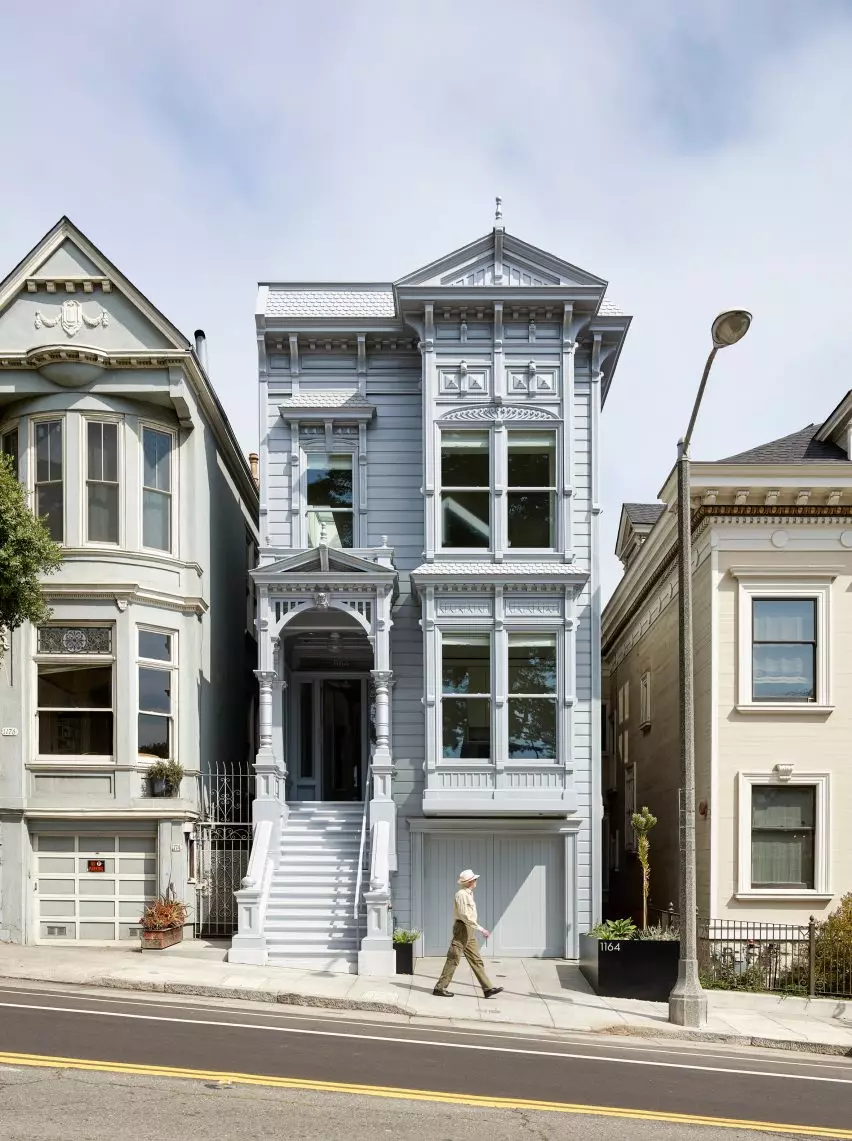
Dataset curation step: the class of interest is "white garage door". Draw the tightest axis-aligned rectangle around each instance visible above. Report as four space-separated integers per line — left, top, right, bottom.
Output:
423 834 565 957
34 832 158 942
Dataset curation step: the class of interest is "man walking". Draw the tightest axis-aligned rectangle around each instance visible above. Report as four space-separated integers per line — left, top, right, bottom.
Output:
433 869 503 999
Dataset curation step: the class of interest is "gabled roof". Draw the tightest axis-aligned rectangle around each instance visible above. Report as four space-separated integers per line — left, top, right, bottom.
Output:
253 545 397 582
716 425 848 465
623 503 665 526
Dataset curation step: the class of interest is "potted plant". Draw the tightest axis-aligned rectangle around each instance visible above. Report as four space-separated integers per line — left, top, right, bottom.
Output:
580 918 680 1001
147 759 184 798
393 928 420 975
140 887 188 950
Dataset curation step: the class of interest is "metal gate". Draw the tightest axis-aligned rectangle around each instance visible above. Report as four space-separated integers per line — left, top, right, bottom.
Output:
195 763 254 937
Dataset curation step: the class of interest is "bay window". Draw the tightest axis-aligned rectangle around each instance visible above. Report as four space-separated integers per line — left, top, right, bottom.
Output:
507 634 557 759
142 427 172 551
35 419 64 542
138 629 174 760
441 636 491 758
440 427 558 550
86 421 119 543
440 431 490 548
306 453 353 548
2 426 18 478
36 625 114 758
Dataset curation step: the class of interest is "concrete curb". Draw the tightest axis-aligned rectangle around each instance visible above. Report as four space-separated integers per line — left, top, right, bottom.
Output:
2 972 850 1055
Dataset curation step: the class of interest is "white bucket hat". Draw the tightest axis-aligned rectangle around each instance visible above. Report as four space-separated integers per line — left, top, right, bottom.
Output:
458 868 480 885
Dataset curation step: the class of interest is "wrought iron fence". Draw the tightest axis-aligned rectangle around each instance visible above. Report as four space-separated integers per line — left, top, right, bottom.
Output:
194 763 254 938
647 906 852 998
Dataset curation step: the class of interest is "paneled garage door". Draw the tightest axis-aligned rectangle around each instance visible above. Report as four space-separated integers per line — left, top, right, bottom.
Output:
34 832 157 942
422 834 565 957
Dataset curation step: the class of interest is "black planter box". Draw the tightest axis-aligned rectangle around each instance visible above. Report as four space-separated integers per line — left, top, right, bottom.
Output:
394 943 414 975
579 933 680 1002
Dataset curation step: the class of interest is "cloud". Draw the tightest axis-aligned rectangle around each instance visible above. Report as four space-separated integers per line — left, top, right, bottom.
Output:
1 0 850 597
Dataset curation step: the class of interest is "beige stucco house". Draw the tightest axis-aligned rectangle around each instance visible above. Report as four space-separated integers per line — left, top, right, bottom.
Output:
602 406 852 927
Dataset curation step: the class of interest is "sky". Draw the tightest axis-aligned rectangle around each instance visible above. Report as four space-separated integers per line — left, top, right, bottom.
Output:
2 0 851 599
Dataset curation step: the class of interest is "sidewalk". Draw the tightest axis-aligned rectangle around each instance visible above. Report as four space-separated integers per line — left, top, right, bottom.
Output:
0 940 850 1056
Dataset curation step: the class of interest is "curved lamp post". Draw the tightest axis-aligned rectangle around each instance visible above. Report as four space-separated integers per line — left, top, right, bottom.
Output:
669 310 752 1028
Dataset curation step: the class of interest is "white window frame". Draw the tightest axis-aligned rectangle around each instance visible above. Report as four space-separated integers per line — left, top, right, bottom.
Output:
300 438 360 548
140 422 176 555
31 415 65 545
731 569 835 713
639 670 651 730
34 624 116 764
736 771 831 901
439 630 493 762
136 626 177 764
84 416 122 547
436 425 561 555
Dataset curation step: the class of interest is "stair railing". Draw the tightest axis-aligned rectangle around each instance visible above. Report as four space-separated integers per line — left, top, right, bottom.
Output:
354 761 372 924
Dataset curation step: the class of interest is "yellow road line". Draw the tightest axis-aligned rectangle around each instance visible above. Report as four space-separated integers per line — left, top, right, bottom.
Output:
0 1050 849 1138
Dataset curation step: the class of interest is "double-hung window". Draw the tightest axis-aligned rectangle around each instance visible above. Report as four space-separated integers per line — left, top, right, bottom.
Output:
752 599 816 702
138 630 174 760
86 421 119 543
34 420 64 542
36 625 114 758
440 428 557 550
306 454 353 548
507 431 556 548
507 634 557 759
441 636 491 759
142 427 172 552
751 785 815 890
440 431 491 548
1 426 19 478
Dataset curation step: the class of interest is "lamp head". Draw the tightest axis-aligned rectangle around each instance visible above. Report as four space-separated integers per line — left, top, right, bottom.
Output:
711 310 752 348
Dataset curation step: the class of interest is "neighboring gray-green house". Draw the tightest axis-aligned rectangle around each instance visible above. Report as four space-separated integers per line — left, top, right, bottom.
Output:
0 218 258 945
230 212 631 973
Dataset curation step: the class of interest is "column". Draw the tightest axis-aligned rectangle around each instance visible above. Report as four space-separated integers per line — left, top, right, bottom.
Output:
253 669 288 841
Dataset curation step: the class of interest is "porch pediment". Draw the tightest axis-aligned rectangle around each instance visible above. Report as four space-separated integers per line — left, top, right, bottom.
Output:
254 545 397 587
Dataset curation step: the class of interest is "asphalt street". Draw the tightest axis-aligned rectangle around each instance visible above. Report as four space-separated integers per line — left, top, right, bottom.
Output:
0 981 850 1138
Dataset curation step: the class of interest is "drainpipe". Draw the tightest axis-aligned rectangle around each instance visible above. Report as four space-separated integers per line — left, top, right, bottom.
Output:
194 329 209 374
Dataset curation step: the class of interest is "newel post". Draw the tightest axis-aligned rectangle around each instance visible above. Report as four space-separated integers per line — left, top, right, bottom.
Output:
253 668 288 852
370 668 396 872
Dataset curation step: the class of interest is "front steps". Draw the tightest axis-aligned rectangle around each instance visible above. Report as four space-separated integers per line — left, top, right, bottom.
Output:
265 802 367 973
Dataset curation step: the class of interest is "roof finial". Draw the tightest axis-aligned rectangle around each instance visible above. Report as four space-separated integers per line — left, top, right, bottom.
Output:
495 196 503 225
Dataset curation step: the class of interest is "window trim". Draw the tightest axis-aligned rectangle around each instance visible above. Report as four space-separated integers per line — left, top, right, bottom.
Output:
639 671 651 730
84 416 122 547
31 415 65 544
34 622 116 763
140 422 176 555
436 425 560 555
732 570 835 713
736 771 831 900
136 626 177 764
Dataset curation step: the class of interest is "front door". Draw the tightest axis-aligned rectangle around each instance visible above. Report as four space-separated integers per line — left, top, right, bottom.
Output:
291 675 367 801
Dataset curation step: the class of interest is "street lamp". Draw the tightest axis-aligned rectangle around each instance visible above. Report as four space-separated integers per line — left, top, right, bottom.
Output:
669 309 752 1028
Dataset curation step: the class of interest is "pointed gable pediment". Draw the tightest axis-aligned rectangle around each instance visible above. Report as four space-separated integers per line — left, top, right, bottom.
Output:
255 545 397 581
0 218 190 356
396 230 607 291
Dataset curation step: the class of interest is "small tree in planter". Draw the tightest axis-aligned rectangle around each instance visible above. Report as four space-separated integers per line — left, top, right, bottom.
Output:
392 928 420 975
140 886 188 950
147 759 184 798
631 805 657 932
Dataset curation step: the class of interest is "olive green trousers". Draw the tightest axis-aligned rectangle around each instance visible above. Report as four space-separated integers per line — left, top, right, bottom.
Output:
436 920 493 992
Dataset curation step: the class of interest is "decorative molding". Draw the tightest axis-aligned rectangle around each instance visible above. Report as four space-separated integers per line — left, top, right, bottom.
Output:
436 597 493 617
34 299 109 337
438 403 558 423
504 596 561 616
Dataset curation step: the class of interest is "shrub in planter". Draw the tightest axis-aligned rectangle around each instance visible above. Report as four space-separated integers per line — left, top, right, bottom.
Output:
140 888 188 950
393 928 420 975
580 918 680 1002
146 759 184 798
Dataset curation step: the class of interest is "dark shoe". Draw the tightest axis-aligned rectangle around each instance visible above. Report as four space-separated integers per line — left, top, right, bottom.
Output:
432 987 454 997
483 987 504 999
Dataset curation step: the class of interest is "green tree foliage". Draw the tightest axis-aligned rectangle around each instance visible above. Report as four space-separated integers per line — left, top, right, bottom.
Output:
631 805 658 931
0 455 62 646
814 892 852 997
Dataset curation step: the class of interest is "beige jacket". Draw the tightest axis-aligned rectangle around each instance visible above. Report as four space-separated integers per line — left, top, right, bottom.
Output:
453 887 485 933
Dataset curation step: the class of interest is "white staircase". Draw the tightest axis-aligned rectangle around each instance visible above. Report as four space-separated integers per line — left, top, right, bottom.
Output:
265 802 367 972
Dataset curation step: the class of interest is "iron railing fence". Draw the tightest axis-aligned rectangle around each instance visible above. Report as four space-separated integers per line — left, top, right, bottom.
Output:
194 762 254 938
646 905 852 998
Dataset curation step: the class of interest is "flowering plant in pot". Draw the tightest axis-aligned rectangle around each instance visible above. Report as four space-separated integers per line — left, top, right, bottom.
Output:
392 928 420 975
140 887 188 950
147 759 184 798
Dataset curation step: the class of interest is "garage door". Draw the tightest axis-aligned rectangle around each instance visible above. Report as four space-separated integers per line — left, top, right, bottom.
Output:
34 832 157 942
422 834 564 957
